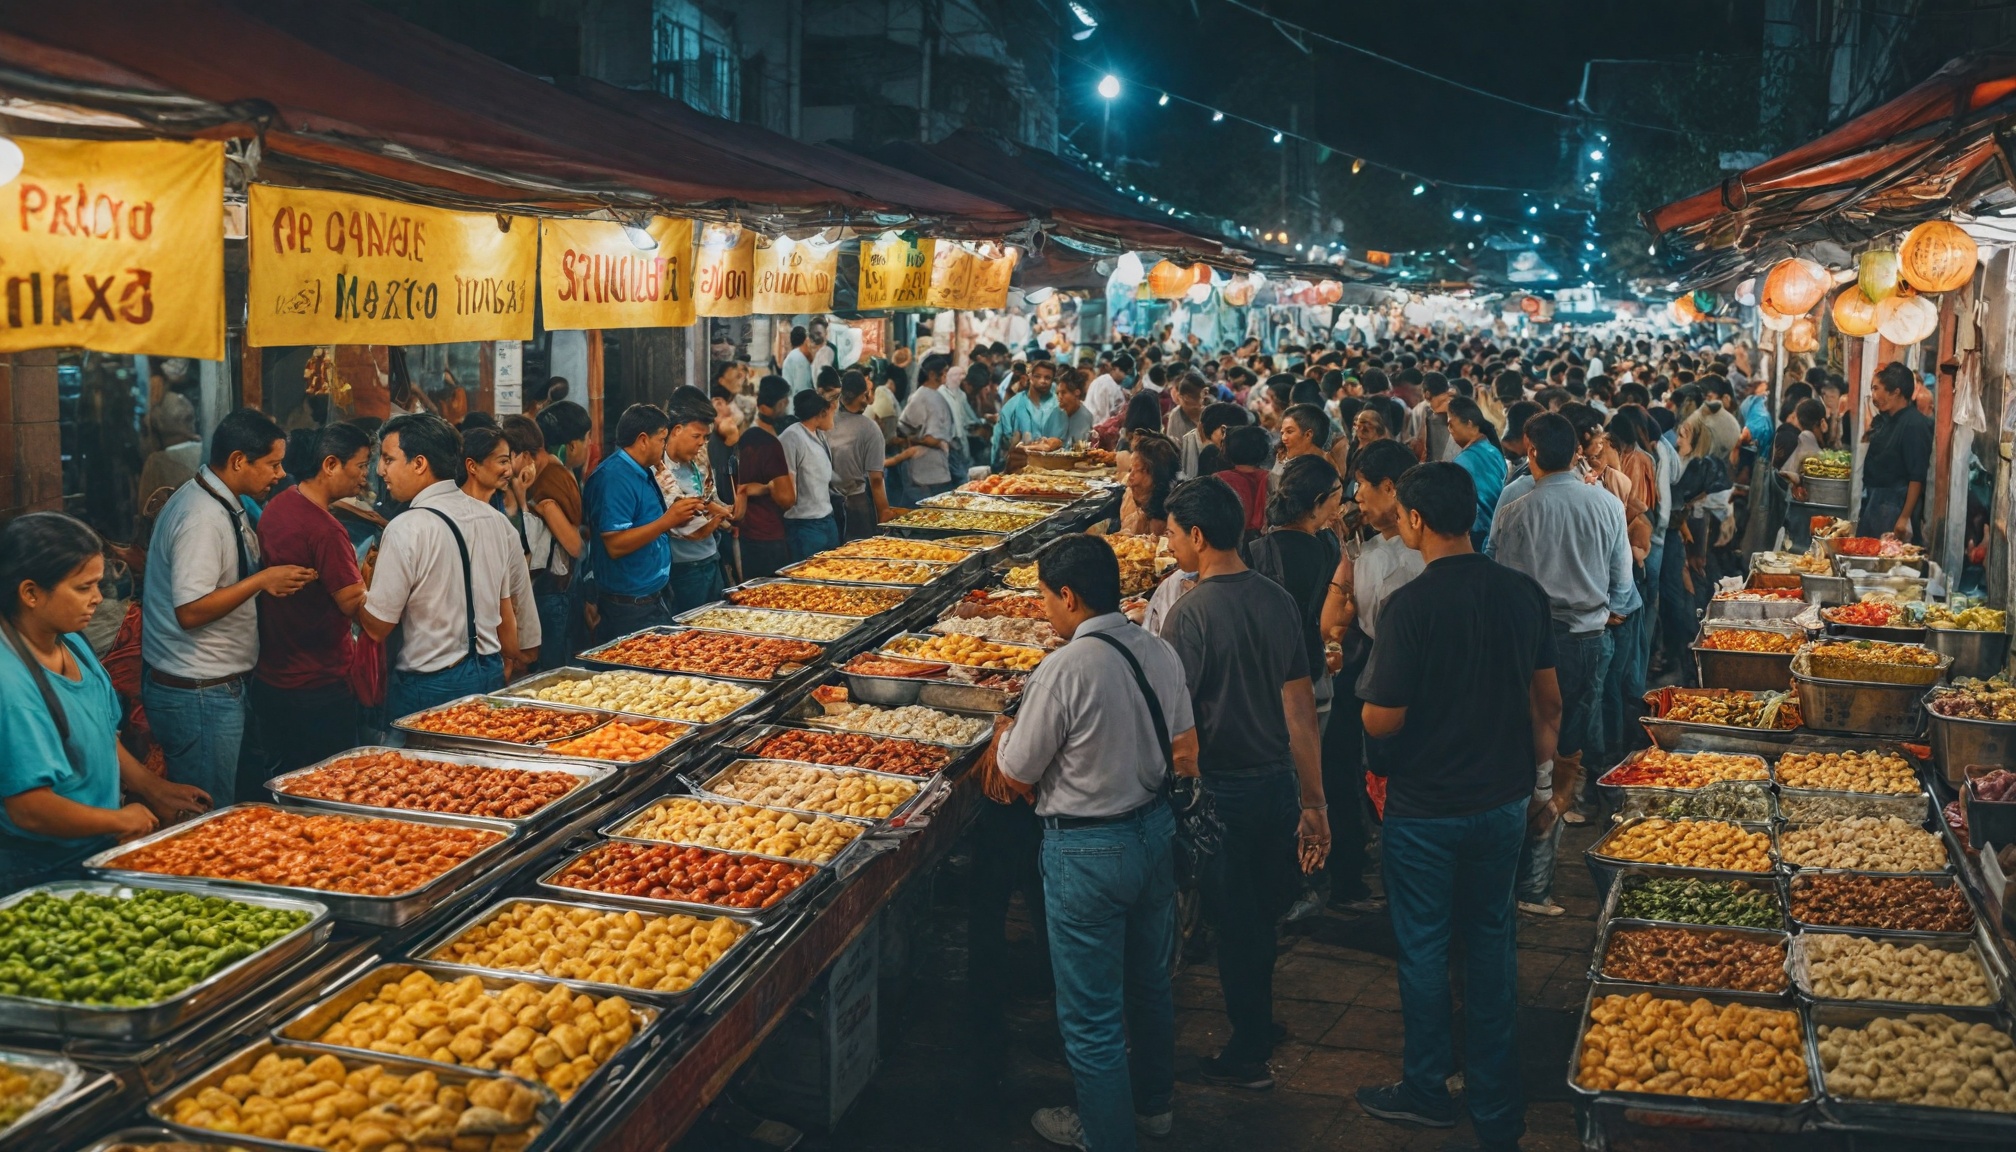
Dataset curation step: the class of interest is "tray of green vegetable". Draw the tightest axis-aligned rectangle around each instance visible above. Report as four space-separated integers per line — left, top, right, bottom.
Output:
1597 867 1787 932
0 881 330 1042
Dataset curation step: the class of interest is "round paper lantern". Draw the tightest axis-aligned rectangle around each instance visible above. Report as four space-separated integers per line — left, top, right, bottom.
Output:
1758 305 1797 331
1316 279 1343 305
1110 251 1145 287
1831 284 1879 337
1519 295 1543 316
1668 298 1695 325
1184 281 1213 304
1897 220 1977 293
1761 257 1831 315
1147 259 1190 299
1690 289 1720 316
1857 250 1900 303
1783 317 1819 353
1190 263 1214 287
1875 291 1939 345
1221 275 1256 307
1735 277 1758 307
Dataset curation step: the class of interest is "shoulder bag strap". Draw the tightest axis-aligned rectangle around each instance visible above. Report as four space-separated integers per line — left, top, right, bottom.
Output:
1083 629 1174 780
193 474 256 581
419 507 479 662
0 619 83 776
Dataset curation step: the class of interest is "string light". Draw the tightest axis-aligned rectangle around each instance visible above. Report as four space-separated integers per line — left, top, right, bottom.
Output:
1212 110 1224 122
1411 184 1426 196
1158 92 1170 106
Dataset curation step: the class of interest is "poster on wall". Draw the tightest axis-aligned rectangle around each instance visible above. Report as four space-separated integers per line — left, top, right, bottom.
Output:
246 184 535 347
964 245 1018 310
695 224 755 317
539 216 694 329
926 242 977 310
0 137 225 360
857 233 934 311
753 235 839 314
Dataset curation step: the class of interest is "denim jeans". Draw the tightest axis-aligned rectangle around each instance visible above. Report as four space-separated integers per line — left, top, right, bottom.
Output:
1323 661 1372 902
1601 606 1647 767
142 677 250 808
740 538 790 579
1656 526 1696 685
784 514 840 563
1198 770 1300 1064
386 654 504 730
667 559 725 616
1383 796 1526 1145
594 591 671 645
533 588 577 672
0 835 109 893
1552 625 1610 760
1041 802 1178 1152
249 679 359 775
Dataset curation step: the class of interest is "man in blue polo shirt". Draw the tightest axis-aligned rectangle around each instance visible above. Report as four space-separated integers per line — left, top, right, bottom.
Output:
584 404 706 643
992 358 1067 470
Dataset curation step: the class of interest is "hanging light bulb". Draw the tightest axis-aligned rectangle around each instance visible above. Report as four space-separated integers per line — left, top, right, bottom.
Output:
1158 92 1169 106
1272 130 1283 144
1350 158 1364 174
1411 183 1425 196
1097 74 1121 99
1212 110 1224 122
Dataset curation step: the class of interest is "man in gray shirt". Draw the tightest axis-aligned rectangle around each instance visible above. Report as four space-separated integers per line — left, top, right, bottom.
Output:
996 535 1192 1152
829 372 911 539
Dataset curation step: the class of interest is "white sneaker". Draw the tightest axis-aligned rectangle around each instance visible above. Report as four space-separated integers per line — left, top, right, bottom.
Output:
1032 1106 1087 1150
1518 900 1566 917
1137 1110 1173 1138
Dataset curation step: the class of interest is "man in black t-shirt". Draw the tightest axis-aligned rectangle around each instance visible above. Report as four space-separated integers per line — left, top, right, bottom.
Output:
1354 462 1561 1152
1858 362 1933 541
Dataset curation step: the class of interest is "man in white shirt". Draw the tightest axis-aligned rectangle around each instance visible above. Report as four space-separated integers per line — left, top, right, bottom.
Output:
780 318 829 395
1084 352 1133 424
899 353 960 498
141 408 315 806
361 413 538 723
780 390 840 561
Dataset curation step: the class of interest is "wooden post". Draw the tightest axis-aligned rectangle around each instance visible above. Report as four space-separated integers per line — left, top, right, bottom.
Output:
587 330 606 452
1932 293 1960 567
1850 334 1877 529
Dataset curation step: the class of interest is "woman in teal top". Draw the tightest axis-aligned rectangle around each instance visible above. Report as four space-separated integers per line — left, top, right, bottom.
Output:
1447 396 1508 549
0 513 210 891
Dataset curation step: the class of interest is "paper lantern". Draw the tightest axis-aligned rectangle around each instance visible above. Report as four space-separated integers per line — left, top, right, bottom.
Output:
1316 279 1343 304
1221 275 1256 307
1191 263 1214 287
1831 284 1879 337
1690 290 1720 316
1783 317 1819 353
1110 251 1145 287
1519 295 1542 315
1668 298 1696 325
1185 281 1213 303
1761 257 1831 315
1897 220 1977 293
1147 259 1191 299
1875 291 1939 345
1857 250 1900 302
1735 277 1758 307
1758 305 1796 331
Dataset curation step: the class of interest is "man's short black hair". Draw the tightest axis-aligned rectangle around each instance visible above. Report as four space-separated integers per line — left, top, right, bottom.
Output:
667 386 714 429
793 389 832 422
1524 412 1578 472
382 412 461 481
757 375 793 410
1396 462 1476 537
614 404 671 449
1035 534 1121 615
1284 403 1330 444
1353 438 1416 488
918 352 953 385
1875 361 1916 397
712 360 740 386
1112 351 1136 375
840 371 870 402
1359 367 1390 395
1200 401 1249 440
1166 476 1246 550
1224 424 1272 467
208 407 287 471
1422 371 1451 397
789 325 807 347
1503 400 1544 443
536 401 592 451
285 422 373 481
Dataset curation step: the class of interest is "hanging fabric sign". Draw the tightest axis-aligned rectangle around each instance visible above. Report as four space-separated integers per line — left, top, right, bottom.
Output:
926 242 978 310
694 225 755 317
0 137 225 360
246 184 535 347
539 216 693 329
857 234 935 310
963 245 1018 310
752 235 839 314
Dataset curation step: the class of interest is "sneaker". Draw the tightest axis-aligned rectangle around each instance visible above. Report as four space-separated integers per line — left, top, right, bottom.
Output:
1136 1111 1173 1138
1030 1106 1087 1150
1517 900 1566 917
1197 1054 1274 1090
1355 1082 1459 1128
1560 810 1589 825
1281 889 1326 925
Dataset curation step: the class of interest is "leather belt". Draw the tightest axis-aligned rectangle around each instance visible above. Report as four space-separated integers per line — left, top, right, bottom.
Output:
147 668 245 690
1042 799 1158 831
600 591 663 606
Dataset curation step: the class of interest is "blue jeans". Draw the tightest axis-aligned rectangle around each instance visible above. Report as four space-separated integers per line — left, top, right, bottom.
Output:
1601 606 1647 766
1041 802 1178 1152
784 514 840 563
0 834 111 892
667 558 725 615
595 591 671 645
1656 526 1695 684
1516 814 1563 905
1383 797 1526 1145
533 588 576 672
386 654 504 729
1199 770 1300 1064
1552 625 1610 760
143 677 250 808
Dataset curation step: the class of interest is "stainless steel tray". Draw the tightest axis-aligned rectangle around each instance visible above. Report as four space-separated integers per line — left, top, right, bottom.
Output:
533 840 823 920
1693 620 1805 693
724 576 917 618
1775 784 1934 824
390 692 618 758
273 959 658 1098
576 625 819 684
1926 626 2010 681
0 1047 88 1145
1594 748 1772 792
1590 917 1793 997
1924 697 2016 789
874 630 1047 674
1785 870 1981 939
71 1126 240 1152
774 556 954 587
1788 927 2006 1012
1585 817 1779 895
1597 865 1787 930
495 665 768 745
1706 595 1810 620
671 602 870 645
265 746 616 832
1776 817 1952 876
0 881 331 1042
1641 688 1804 751
83 803 519 929
1805 1002 2016 1140
718 723 962 778
1609 782 1777 823
691 757 928 823
597 792 874 867
837 665 1025 713
408 894 763 1005
1792 660 1931 737
150 1039 558 1152
785 686 998 751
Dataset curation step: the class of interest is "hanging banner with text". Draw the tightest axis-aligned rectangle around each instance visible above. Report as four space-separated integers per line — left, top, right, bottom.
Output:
856 234 935 311
752 236 839 314
694 226 755 317
539 216 693 330
964 246 1018 310
0 137 225 360
926 242 978 311
247 184 535 347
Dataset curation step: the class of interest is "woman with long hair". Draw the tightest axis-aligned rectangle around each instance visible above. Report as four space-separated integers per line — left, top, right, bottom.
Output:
1446 396 1506 546
1118 433 1180 536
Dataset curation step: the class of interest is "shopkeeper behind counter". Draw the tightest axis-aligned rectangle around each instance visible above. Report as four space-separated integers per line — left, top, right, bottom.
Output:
0 514 212 890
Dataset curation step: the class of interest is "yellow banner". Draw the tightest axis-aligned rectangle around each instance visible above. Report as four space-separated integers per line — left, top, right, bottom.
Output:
926 242 978 310
0 137 224 360
965 246 1018 310
539 216 693 329
694 226 754 317
857 234 934 311
752 235 839 314
247 184 535 347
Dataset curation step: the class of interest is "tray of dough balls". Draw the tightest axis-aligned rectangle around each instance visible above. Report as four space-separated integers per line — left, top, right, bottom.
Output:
1787 927 2007 1012
1775 814 1952 877
1807 1004 2016 1138
273 961 657 1104
497 667 768 746
687 758 929 827
266 747 616 833
598 793 872 867
1772 747 1936 825
1591 917 1794 999
392 694 682 768
1567 981 1817 1127
150 1042 554 1152
1586 817 1780 891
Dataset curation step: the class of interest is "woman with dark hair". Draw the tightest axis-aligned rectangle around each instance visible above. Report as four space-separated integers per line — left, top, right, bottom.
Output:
1109 389 1171 480
1118 433 1180 536
1446 396 1506 546
0 514 209 889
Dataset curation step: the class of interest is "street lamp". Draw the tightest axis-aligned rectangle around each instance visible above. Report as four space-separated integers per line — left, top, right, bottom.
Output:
1097 74 1121 99
1097 74 1120 161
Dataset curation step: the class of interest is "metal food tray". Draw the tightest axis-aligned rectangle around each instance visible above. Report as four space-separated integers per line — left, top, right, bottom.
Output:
83 803 519 929
1566 979 1816 1131
533 840 825 921
839 664 1024 714
1775 818 1953 877
409 894 763 1005
1586 817 1779 895
1595 747 1772 793
576 625 818 685
1791 660 1929 738
726 576 917 618
1641 688 1803 751
597 792 875 867
0 880 331 1042
774 556 955 587
1785 870 1980 940
1805 1002 2016 1141
1788 926 2008 1012
785 687 998 751
1609 782 1778 824
1706 595 1809 620
1796 645 1952 688
1597 865 1787 930
1924 697 2016 789
671 602 872 646
875 630 1047 674
71 1126 241 1152
265 746 616 832
496 665 768 746
0 1047 88 1146
919 490 1073 511
390 692 618 758
1822 618 1930 642
718 723 963 778
1693 619 1805 693
691 756 929 824
1775 784 1934 825
1590 917 1794 997
1926 626 2010 681
274 959 659 1097
150 1039 558 1152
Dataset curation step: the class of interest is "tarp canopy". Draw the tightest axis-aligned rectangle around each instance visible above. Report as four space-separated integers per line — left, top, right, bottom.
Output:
1644 53 2016 286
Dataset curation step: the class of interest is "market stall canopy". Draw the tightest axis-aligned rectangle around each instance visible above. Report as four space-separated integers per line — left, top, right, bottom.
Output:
1644 53 2016 286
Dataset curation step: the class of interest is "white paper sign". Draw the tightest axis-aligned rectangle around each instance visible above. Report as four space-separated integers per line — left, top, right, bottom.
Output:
494 340 523 414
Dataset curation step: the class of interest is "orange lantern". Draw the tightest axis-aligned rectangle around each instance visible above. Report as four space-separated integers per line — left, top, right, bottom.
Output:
1875 291 1939 345
1783 316 1819 353
1190 263 1214 287
1760 257 1830 315
1220 278 1256 307
1146 259 1190 299
1519 295 1542 316
1668 298 1695 325
1897 220 1977 294
1316 279 1343 304
1831 284 1879 337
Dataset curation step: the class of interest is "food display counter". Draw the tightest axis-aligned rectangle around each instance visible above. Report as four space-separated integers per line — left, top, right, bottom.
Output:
6 489 1113 1152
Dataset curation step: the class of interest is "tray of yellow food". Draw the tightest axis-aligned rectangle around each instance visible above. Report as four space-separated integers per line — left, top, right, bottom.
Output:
878 631 1046 672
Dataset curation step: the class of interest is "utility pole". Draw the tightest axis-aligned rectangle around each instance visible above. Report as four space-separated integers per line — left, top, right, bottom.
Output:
919 0 935 142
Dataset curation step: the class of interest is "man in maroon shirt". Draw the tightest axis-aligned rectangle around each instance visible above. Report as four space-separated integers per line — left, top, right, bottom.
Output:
253 423 372 774
736 375 794 578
